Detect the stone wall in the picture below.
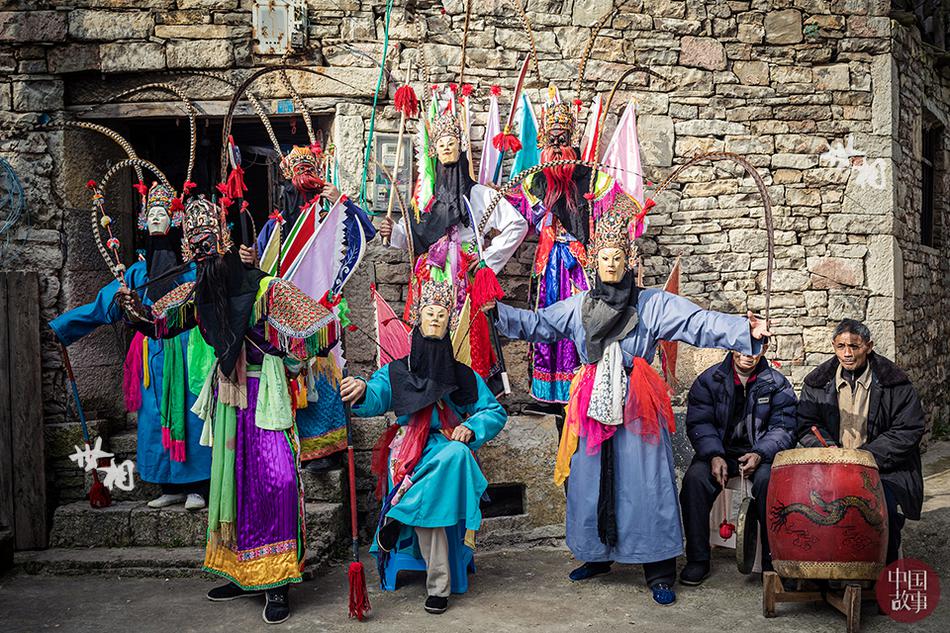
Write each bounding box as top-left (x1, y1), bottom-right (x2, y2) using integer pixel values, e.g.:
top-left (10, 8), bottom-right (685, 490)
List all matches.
top-left (1, 1), bottom-right (948, 521)
top-left (891, 23), bottom-right (950, 439)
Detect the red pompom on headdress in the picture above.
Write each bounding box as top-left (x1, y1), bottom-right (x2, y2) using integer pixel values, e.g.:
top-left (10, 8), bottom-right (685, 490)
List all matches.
top-left (170, 197), bottom-right (184, 213)
top-left (133, 181), bottom-right (148, 197)
top-left (394, 84), bottom-right (419, 118)
top-left (490, 84), bottom-right (502, 97)
top-left (493, 131), bottom-right (522, 153)
top-left (182, 181), bottom-right (197, 195)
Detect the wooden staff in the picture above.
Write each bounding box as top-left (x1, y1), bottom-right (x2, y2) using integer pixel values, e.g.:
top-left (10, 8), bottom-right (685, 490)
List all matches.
top-left (383, 57), bottom-right (413, 247)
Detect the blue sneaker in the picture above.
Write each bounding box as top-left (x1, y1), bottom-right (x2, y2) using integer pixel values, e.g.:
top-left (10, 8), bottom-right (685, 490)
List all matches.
top-left (569, 561), bottom-right (613, 581)
top-left (651, 583), bottom-right (676, 605)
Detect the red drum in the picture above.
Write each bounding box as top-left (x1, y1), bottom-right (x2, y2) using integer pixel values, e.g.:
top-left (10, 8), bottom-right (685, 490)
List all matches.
top-left (767, 448), bottom-right (888, 580)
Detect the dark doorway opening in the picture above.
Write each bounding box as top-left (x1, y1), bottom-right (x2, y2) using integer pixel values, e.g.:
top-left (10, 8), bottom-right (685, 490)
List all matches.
top-left (480, 483), bottom-right (526, 518)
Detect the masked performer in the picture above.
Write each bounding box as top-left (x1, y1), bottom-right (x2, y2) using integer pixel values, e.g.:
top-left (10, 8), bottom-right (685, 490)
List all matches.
top-left (380, 105), bottom-right (527, 388)
top-left (490, 193), bottom-right (770, 605)
top-left (51, 182), bottom-right (212, 510)
top-left (516, 90), bottom-right (613, 406)
top-left (340, 280), bottom-right (507, 615)
top-left (242, 144), bottom-right (376, 470)
top-left (119, 197), bottom-right (341, 624)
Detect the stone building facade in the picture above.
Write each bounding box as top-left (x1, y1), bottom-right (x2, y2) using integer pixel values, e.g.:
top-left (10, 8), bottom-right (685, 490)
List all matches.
top-left (0, 1), bottom-right (948, 539)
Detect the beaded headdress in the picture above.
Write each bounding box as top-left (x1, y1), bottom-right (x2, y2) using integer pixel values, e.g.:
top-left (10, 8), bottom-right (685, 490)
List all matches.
top-left (279, 144), bottom-right (322, 180)
top-left (181, 196), bottom-right (232, 260)
top-left (419, 280), bottom-right (455, 314)
top-left (426, 110), bottom-right (464, 158)
top-left (537, 86), bottom-right (579, 149)
top-left (137, 182), bottom-right (183, 231)
top-left (590, 192), bottom-right (639, 271)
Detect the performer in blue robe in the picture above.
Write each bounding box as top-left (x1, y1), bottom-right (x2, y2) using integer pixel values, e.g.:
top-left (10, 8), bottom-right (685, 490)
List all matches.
top-left (491, 192), bottom-right (770, 605)
top-left (50, 183), bottom-right (211, 509)
top-left (341, 280), bottom-right (507, 615)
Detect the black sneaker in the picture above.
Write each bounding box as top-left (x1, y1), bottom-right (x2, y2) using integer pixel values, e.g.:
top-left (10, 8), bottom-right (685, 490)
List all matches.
top-left (207, 582), bottom-right (263, 601)
top-left (376, 519), bottom-right (403, 553)
top-left (424, 595), bottom-right (448, 614)
top-left (568, 561), bottom-right (613, 581)
top-left (679, 560), bottom-right (711, 586)
top-left (263, 587), bottom-right (290, 624)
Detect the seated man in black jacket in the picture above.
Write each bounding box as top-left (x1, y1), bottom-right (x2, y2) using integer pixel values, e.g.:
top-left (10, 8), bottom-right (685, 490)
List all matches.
top-left (797, 319), bottom-right (925, 564)
top-left (679, 341), bottom-right (798, 585)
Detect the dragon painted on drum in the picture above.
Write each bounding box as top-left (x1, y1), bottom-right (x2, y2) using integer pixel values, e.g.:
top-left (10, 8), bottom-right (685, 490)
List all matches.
top-left (769, 471), bottom-right (884, 533)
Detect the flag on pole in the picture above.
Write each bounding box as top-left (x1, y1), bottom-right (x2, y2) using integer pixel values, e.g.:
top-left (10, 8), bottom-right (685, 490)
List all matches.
top-left (259, 222), bottom-right (282, 275)
top-left (602, 98), bottom-right (644, 204)
top-left (412, 99), bottom-right (438, 215)
top-left (277, 203), bottom-right (317, 278)
top-left (581, 95), bottom-right (603, 162)
top-left (659, 257), bottom-right (681, 386)
top-left (511, 94), bottom-right (540, 179)
top-left (286, 199), bottom-right (346, 299)
top-left (372, 284), bottom-right (411, 368)
top-left (478, 91), bottom-right (502, 186)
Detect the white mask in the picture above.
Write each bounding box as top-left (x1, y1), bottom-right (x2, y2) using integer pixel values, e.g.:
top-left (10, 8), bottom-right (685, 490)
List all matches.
top-left (146, 205), bottom-right (171, 236)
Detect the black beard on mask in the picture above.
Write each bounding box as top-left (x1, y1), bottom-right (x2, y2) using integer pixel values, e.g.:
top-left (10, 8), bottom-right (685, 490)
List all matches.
top-left (194, 255), bottom-right (235, 354)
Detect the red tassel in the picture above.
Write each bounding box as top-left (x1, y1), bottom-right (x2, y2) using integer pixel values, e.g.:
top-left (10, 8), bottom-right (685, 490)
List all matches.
top-left (394, 85), bottom-right (419, 118)
top-left (219, 196), bottom-right (233, 209)
top-left (225, 165), bottom-right (247, 199)
top-left (86, 179), bottom-right (97, 189)
top-left (573, 98), bottom-right (584, 111)
top-left (471, 265), bottom-right (504, 311)
top-left (170, 197), bottom-right (184, 213)
top-left (492, 132), bottom-right (522, 153)
top-left (448, 82), bottom-right (458, 93)
top-left (461, 83), bottom-right (473, 97)
top-left (88, 478), bottom-right (112, 509)
top-left (490, 84), bottom-right (502, 97)
top-left (583, 192), bottom-right (595, 201)
top-left (215, 182), bottom-right (229, 196)
top-left (182, 181), bottom-right (197, 195)
top-left (133, 181), bottom-right (148, 197)
top-left (643, 197), bottom-right (656, 212)
top-left (719, 520), bottom-right (735, 540)
top-left (347, 561), bottom-right (371, 620)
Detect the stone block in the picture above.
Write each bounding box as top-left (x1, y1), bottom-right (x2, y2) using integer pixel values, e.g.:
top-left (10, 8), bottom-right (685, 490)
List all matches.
top-left (11, 79), bottom-right (63, 112)
top-left (47, 43), bottom-right (101, 74)
top-left (679, 36), bottom-right (726, 71)
top-left (100, 41), bottom-right (165, 73)
top-left (828, 292), bottom-right (867, 321)
top-left (771, 153), bottom-right (818, 169)
top-left (304, 502), bottom-right (345, 550)
top-left (300, 467), bottom-right (344, 503)
top-left (478, 415), bottom-right (564, 529)
top-left (166, 39), bottom-right (233, 69)
top-left (0, 10), bottom-right (67, 43)
top-left (738, 23), bottom-right (764, 43)
top-left (69, 10), bottom-right (154, 41)
top-left (734, 60), bottom-right (769, 86)
top-left (572, 0), bottom-right (614, 27)
top-left (155, 24), bottom-right (231, 39)
top-left (178, 0), bottom-right (238, 8)
top-left (44, 420), bottom-right (110, 460)
top-left (638, 115), bottom-right (674, 167)
top-left (807, 256), bottom-right (864, 288)
top-left (674, 119), bottom-right (746, 136)
top-left (765, 9), bottom-right (803, 45)
top-left (815, 64), bottom-right (850, 91)
top-left (50, 501), bottom-right (136, 547)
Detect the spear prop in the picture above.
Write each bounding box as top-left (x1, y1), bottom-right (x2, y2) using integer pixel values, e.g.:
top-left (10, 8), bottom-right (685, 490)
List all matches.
top-left (60, 344), bottom-right (111, 508)
top-left (491, 55), bottom-right (531, 183)
top-left (385, 58), bottom-right (416, 246)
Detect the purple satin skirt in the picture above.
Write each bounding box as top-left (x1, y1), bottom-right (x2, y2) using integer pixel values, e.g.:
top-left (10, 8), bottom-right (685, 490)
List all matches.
top-left (531, 242), bottom-right (587, 403)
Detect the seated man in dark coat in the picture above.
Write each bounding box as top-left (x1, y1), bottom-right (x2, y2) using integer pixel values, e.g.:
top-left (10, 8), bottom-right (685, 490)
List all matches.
top-left (797, 319), bottom-right (925, 564)
top-left (679, 341), bottom-right (798, 585)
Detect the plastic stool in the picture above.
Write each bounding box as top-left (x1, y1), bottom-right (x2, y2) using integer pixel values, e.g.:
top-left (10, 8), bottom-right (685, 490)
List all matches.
top-left (379, 522), bottom-right (476, 594)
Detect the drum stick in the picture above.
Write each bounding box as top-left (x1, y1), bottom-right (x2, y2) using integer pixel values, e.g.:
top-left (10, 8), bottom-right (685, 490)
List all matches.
top-left (810, 425), bottom-right (829, 447)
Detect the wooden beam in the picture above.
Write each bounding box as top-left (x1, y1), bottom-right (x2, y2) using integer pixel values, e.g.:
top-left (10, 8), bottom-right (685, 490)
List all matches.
top-left (7, 272), bottom-right (47, 549)
top-left (0, 274), bottom-right (13, 535)
top-left (66, 99), bottom-right (342, 120)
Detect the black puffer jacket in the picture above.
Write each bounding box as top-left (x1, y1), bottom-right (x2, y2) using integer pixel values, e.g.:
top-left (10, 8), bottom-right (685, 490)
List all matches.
top-left (797, 352), bottom-right (926, 520)
top-left (685, 354), bottom-right (798, 462)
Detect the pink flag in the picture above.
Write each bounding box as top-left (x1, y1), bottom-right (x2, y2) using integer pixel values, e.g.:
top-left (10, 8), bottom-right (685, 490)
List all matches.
top-left (601, 99), bottom-right (644, 204)
top-left (580, 95), bottom-right (603, 162)
top-left (478, 92), bottom-right (502, 185)
top-left (372, 284), bottom-right (411, 368)
top-left (286, 199), bottom-right (345, 300)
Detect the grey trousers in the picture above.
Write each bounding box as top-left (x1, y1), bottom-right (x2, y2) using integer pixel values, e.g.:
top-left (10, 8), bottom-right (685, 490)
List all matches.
top-left (415, 527), bottom-right (450, 597)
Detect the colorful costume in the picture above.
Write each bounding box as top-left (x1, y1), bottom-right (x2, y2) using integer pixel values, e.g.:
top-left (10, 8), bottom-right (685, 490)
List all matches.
top-left (494, 192), bottom-right (762, 601)
top-left (353, 281), bottom-right (506, 607)
top-left (51, 183), bottom-right (212, 500)
top-left (254, 145), bottom-right (377, 462)
top-left (136, 198), bottom-right (340, 593)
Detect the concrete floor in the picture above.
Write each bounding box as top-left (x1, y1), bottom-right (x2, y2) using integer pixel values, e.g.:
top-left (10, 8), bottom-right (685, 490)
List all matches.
top-left (1, 546), bottom-right (947, 633)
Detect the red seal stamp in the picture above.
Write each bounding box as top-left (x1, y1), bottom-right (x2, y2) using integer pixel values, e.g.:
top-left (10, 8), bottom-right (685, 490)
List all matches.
top-left (876, 558), bottom-right (940, 623)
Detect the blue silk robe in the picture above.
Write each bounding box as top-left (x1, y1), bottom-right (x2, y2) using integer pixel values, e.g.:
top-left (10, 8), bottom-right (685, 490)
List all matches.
top-left (496, 288), bottom-right (761, 564)
top-left (352, 365), bottom-right (507, 532)
top-left (49, 261), bottom-right (211, 485)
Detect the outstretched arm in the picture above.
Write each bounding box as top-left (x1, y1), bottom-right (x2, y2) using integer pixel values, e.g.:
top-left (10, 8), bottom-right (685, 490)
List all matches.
top-left (494, 294), bottom-right (582, 346)
top-left (344, 366), bottom-right (393, 418)
top-left (639, 289), bottom-right (764, 356)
